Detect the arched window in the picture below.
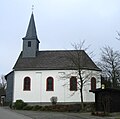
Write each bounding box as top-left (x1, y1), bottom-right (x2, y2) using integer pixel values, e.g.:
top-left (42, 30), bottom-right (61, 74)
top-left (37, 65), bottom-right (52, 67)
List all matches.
top-left (91, 77), bottom-right (96, 91)
top-left (23, 77), bottom-right (31, 91)
top-left (46, 77), bottom-right (54, 91)
top-left (70, 76), bottom-right (77, 91)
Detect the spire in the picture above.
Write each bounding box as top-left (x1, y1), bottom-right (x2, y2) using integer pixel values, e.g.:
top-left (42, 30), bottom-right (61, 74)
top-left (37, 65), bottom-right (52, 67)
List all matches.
top-left (22, 12), bottom-right (40, 58)
top-left (24, 13), bottom-right (38, 39)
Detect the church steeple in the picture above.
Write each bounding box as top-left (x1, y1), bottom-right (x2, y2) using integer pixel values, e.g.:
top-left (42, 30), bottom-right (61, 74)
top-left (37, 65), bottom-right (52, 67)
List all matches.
top-left (22, 13), bottom-right (40, 58)
top-left (24, 13), bottom-right (38, 39)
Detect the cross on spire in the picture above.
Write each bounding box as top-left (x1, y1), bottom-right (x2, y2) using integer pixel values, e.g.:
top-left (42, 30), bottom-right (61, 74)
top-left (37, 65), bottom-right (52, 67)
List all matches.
top-left (32, 5), bottom-right (34, 12)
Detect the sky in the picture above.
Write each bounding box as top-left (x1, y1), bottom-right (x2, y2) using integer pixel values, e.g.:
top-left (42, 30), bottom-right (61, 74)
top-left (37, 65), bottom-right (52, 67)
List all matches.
top-left (0, 0), bottom-right (120, 75)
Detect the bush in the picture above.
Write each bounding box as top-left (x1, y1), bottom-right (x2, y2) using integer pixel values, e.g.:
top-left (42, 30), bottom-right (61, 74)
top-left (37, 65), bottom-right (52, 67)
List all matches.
top-left (50, 96), bottom-right (58, 105)
top-left (14, 100), bottom-right (27, 110)
top-left (32, 105), bottom-right (42, 111)
top-left (40, 106), bottom-right (47, 111)
top-left (23, 105), bottom-right (33, 110)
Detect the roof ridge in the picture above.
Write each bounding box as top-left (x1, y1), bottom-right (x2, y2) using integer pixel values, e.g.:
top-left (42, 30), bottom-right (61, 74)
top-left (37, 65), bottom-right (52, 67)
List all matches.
top-left (37, 50), bottom-right (84, 52)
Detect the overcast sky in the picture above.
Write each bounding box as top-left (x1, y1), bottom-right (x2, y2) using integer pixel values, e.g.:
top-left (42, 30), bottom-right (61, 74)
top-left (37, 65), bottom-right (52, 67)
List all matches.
top-left (0, 0), bottom-right (120, 75)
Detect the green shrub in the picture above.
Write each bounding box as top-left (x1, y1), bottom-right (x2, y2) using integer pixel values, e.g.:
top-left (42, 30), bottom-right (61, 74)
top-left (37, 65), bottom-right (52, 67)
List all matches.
top-left (23, 105), bottom-right (33, 110)
top-left (14, 100), bottom-right (27, 110)
top-left (32, 105), bottom-right (42, 111)
top-left (40, 106), bottom-right (47, 111)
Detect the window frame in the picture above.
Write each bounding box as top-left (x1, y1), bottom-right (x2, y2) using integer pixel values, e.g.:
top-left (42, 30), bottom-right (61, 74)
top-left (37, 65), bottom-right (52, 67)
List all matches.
top-left (23, 77), bottom-right (31, 91)
top-left (46, 77), bottom-right (54, 91)
top-left (91, 77), bottom-right (96, 91)
top-left (28, 41), bottom-right (31, 47)
top-left (70, 76), bottom-right (77, 91)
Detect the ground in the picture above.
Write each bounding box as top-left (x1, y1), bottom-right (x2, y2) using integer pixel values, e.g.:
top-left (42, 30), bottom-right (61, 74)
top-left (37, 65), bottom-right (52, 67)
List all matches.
top-left (1, 106), bottom-right (120, 119)
top-left (13, 110), bottom-right (118, 119)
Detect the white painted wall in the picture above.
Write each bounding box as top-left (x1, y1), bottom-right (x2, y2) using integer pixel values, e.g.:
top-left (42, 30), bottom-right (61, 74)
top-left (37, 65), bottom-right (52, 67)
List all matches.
top-left (13, 70), bottom-right (101, 103)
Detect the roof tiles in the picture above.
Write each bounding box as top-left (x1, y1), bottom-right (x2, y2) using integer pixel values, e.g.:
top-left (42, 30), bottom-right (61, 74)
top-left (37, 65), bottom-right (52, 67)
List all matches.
top-left (13, 50), bottom-right (100, 71)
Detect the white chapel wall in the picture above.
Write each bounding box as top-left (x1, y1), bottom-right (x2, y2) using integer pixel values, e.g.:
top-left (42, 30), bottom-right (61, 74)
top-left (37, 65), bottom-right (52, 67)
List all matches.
top-left (13, 70), bottom-right (101, 103)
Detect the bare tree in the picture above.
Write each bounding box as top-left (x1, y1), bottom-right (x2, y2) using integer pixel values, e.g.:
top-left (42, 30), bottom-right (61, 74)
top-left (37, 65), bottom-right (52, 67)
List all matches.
top-left (60, 40), bottom-right (100, 110)
top-left (116, 31), bottom-right (120, 40)
top-left (0, 75), bottom-right (7, 89)
top-left (98, 46), bottom-right (120, 88)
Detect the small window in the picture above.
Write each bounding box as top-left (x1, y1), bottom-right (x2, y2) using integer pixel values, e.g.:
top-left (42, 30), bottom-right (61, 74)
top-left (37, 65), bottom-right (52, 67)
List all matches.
top-left (23, 77), bottom-right (31, 91)
top-left (46, 77), bottom-right (54, 91)
top-left (70, 76), bottom-right (77, 91)
top-left (28, 41), bottom-right (31, 47)
top-left (91, 77), bottom-right (96, 91)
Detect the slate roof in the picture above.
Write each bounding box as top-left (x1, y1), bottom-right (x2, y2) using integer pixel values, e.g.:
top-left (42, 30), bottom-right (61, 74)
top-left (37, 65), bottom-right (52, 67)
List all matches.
top-left (23, 13), bottom-right (39, 42)
top-left (13, 50), bottom-right (101, 71)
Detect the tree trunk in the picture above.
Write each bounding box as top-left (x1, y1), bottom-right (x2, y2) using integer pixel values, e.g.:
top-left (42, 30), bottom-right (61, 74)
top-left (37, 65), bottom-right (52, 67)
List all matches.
top-left (79, 70), bottom-right (84, 110)
top-left (80, 88), bottom-right (84, 110)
